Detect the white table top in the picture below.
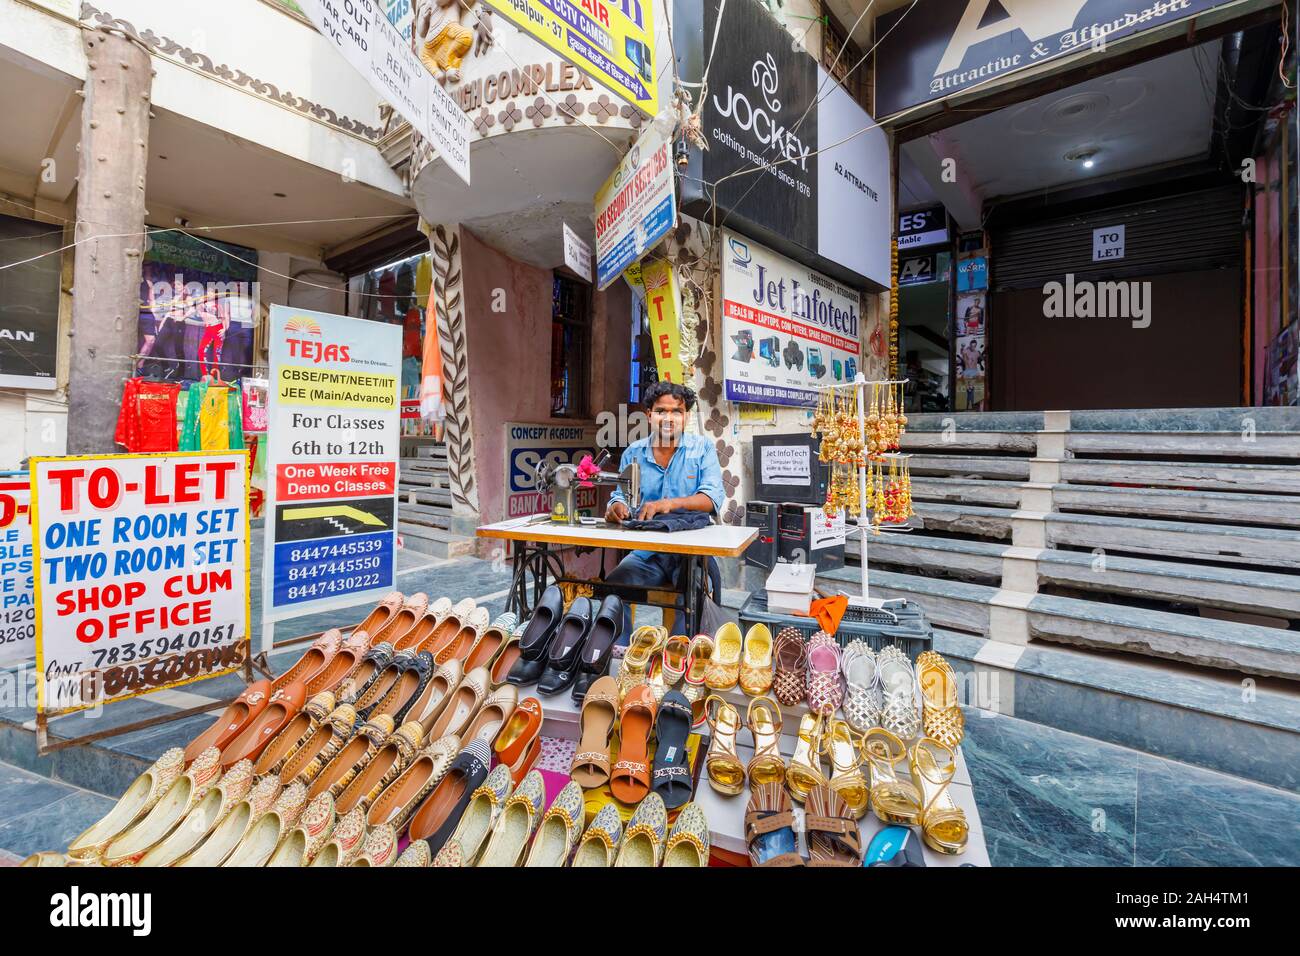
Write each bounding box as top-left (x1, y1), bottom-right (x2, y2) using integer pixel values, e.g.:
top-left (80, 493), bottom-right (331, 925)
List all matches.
top-left (477, 514), bottom-right (759, 558)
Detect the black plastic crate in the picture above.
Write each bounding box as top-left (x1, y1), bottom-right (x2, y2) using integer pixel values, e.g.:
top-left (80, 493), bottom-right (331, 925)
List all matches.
top-left (739, 591), bottom-right (933, 661)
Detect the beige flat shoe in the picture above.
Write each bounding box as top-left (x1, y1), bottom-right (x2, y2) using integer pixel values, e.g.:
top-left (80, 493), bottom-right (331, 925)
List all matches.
top-left (365, 733), bottom-right (461, 831)
top-left (63, 747), bottom-right (185, 862)
top-left (406, 658), bottom-right (462, 732)
top-left (426, 666), bottom-right (489, 741)
top-left (102, 747), bottom-right (224, 867)
top-left (222, 781), bottom-right (309, 867)
top-left (351, 824), bottom-right (399, 867)
top-left (431, 763), bottom-right (513, 867)
top-left (462, 684), bottom-right (518, 744)
top-left (174, 774), bottom-right (283, 867)
top-left (137, 759), bottom-right (255, 867)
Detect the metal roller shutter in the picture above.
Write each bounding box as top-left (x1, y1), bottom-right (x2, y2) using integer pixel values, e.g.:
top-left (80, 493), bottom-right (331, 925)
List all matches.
top-left (992, 185), bottom-right (1243, 290)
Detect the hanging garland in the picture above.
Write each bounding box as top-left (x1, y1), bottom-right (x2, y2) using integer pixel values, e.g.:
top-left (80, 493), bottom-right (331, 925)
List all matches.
top-left (889, 238), bottom-right (900, 380)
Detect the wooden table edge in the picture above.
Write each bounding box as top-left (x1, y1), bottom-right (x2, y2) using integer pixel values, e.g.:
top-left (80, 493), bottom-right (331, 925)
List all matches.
top-left (475, 524), bottom-right (757, 558)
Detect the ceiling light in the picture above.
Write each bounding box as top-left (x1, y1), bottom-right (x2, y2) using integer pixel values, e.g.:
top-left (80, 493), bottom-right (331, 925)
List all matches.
top-left (1064, 146), bottom-right (1101, 168)
top-left (1083, 159), bottom-right (1095, 169)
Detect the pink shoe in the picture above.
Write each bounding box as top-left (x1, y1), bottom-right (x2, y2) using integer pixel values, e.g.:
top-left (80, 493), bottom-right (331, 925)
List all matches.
top-left (805, 631), bottom-right (844, 716)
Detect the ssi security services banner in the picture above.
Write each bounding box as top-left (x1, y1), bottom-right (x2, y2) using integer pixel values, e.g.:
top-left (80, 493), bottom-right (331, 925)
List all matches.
top-left (30, 451), bottom-right (250, 715)
top-left (0, 474), bottom-right (35, 669)
top-left (594, 123), bottom-right (676, 289)
top-left (481, 0), bottom-right (658, 115)
top-left (721, 230), bottom-right (862, 407)
top-left (264, 306), bottom-right (401, 622)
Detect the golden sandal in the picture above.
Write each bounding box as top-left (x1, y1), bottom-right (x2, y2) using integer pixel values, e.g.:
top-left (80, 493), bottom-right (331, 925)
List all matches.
top-left (862, 727), bottom-right (922, 826)
top-left (784, 711), bottom-right (827, 803)
top-left (702, 694), bottom-right (745, 796)
top-left (617, 625), bottom-right (666, 700)
top-left (744, 695), bottom-right (785, 787)
top-left (917, 650), bottom-right (965, 749)
top-left (820, 718), bottom-right (869, 819)
top-left (912, 737), bottom-right (969, 855)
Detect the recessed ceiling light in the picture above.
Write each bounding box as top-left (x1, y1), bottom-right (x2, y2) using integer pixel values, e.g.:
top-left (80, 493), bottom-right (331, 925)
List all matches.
top-left (1064, 146), bottom-right (1101, 167)
top-left (1083, 159), bottom-right (1095, 169)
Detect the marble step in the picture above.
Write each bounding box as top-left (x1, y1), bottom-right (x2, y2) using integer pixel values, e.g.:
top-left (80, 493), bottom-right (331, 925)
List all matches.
top-left (1044, 511), bottom-right (1300, 569)
top-left (901, 430), bottom-right (1037, 454)
top-left (937, 630), bottom-right (1300, 792)
top-left (397, 523), bottom-right (475, 558)
top-left (910, 476), bottom-right (1300, 528)
top-left (1067, 430), bottom-right (1300, 460)
top-left (397, 482), bottom-right (453, 507)
top-left (910, 454), bottom-right (1032, 481)
top-left (905, 406), bottom-right (1300, 433)
top-left (396, 501), bottom-right (452, 530)
top-left (816, 568), bottom-right (1300, 679)
top-left (848, 533), bottom-right (1300, 619)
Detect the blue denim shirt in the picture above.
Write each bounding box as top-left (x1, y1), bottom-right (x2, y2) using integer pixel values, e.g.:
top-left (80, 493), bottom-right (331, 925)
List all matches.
top-left (607, 432), bottom-right (725, 516)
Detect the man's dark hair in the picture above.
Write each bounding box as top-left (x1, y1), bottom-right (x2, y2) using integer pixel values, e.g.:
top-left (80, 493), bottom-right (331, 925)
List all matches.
top-left (644, 380), bottom-right (696, 410)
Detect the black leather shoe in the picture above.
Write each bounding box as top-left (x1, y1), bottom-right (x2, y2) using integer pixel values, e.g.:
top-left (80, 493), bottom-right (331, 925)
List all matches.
top-left (508, 585), bottom-right (565, 687)
top-left (536, 597), bottom-right (594, 695)
top-left (568, 595), bottom-right (621, 705)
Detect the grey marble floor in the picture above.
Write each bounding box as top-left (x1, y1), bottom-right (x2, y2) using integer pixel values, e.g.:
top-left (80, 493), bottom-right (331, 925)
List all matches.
top-left (0, 762), bottom-right (114, 861)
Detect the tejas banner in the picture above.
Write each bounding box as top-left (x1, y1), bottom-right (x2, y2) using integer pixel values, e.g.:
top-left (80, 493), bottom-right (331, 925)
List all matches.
top-left (263, 306), bottom-right (400, 626)
top-left (876, 0), bottom-right (1234, 117)
top-left (721, 229), bottom-right (862, 407)
top-left (639, 258), bottom-right (685, 383)
top-left (0, 474), bottom-right (34, 669)
top-left (29, 451), bottom-right (250, 715)
top-left (481, 0), bottom-right (658, 115)
top-left (299, 0), bottom-right (471, 184)
top-left (594, 123), bottom-right (676, 289)
top-left (0, 214), bottom-right (61, 390)
top-left (674, 0), bottom-right (891, 290)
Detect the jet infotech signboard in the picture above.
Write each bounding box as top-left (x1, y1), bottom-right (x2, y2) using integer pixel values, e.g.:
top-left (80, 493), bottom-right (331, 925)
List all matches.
top-left (674, 0), bottom-right (891, 290)
top-left (875, 0), bottom-right (1236, 117)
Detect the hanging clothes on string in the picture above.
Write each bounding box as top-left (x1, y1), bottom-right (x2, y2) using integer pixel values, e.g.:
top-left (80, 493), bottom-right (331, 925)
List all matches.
top-left (114, 378), bottom-right (181, 453)
top-left (180, 378), bottom-right (245, 451)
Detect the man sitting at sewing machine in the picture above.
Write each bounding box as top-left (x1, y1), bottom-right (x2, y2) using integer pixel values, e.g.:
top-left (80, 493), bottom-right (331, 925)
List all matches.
top-left (604, 381), bottom-right (725, 637)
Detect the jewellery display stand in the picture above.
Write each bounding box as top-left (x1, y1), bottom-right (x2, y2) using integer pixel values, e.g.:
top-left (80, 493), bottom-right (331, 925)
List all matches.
top-left (816, 375), bottom-right (913, 614)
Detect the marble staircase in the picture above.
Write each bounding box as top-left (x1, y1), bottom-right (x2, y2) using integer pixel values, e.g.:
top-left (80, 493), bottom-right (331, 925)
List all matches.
top-left (396, 446), bottom-right (474, 558)
top-left (822, 406), bottom-right (1300, 792)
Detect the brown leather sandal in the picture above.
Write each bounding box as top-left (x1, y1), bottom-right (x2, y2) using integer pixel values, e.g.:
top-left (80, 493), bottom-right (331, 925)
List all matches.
top-left (806, 784), bottom-right (863, 867)
top-left (745, 783), bottom-right (804, 867)
top-left (571, 675), bottom-right (618, 788)
top-left (609, 684), bottom-right (656, 804)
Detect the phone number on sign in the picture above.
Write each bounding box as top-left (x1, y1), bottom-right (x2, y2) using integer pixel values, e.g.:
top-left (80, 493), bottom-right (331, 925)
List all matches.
top-left (0, 621), bottom-right (33, 645)
top-left (89, 624), bottom-right (238, 668)
top-left (286, 556), bottom-right (384, 582)
top-left (286, 574), bottom-right (383, 602)
top-left (286, 539), bottom-right (386, 563)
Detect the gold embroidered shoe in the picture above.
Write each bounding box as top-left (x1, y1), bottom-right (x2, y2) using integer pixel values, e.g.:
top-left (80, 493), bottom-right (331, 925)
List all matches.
top-left (102, 746), bottom-right (224, 867)
top-left (333, 721), bottom-right (424, 818)
top-left (307, 806), bottom-right (367, 867)
top-left (265, 791), bottom-right (336, 867)
top-left (739, 623), bottom-right (774, 697)
top-left (571, 802), bottom-right (623, 867)
top-left (395, 841), bottom-right (432, 867)
top-left (617, 625), bottom-right (666, 700)
top-left (476, 768), bottom-right (546, 867)
top-left (174, 774), bottom-right (282, 867)
top-left (704, 622), bottom-right (742, 691)
top-left (222, 781), bottom-right (309, 867)
top-left (283, 703), bottom-right (358, 786)
top-left (136, 758), bottom-right (254, 868)
top-left (253, 691), bottom-right (336, 779)
top-left (64, 747), bottom-right (184, 862)
top-left (663, 801), bottom-right (710, 867)
top-left (523, 779), bottom-right (584, 867)
top-left (306, 714), bottom-right (394, 801)
top-left (432, 762), bottom-right (513, 867)
top-left (352, 823), bottom-right (399, 866)
top-left (613, 791), bottom-right (667, 867)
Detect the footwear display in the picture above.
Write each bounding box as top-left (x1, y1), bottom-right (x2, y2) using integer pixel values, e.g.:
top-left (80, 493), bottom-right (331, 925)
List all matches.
top-left (307, 807), bottom-right (368, 867)
top-left (863, 727), bottom-right (922, 826)
top-left (476, 768), bottom-right (546, 867)
top-left (368, 593), bottom-right (429, 646)
top-left (252, 691), bottom-right (336, 779)
top-left (680, 634), bottom-right (714, 726)
top-left (610, 684), bottom-right (657, 804)
top-left (771, 627), bottom-right (808, 707)
top-left (282, 703), bottom-right (358, 786)
top-left (659, 633), bottom-right (690, 686)
top-left (365, 733), bottom-right (461, 832)
top-left (406, 658), bottom-right (462, 732)
top-left (912, 737), bottom-right (969, 855)
top-left (536, 595), bottom-right (594, 695)
top-left (350, 592), bottom-right (403, 640)
top-left (821, 718), bottom-right (869, 819)
top-left (431, 762), bottom-right (513, 866)
top-left (338, 642), bottom-right (397, 705)
top-left (463, 683), bottom-right (518, 743)
top-left (333, 721), bottom-right (424, 818)
top-left (745, 784), bottom-right (803, 867)
top-left (785, 712), bottom-right (828, 803)
top-left (616, 624), bottom-right (665, 700)
top-left (407, 739), bottom-right (493, 857)
top-left (102, 746), bottom-right (224, 866)
top-left (917, 650), bottom-right (965, 748)
top-left (806, 784), bottom-right (863, 866)
top-left (265, 791), bottom-right (336, 867)
top-left (508, 585), bottom-right (564, 685)
top-left (353, 823), bottom-right (399, 866)
top-left (522, 779), bottom-right (584, 867)
top-left (303, 634), bottom-right (355, 697)
top-left (271, 629), bottom-right (341, 695)
top-left (571, 802), bottom-right (623, 867)
top-left (183, 681), bottom-right (271, 765)
top-left (351, 649), bottom-right (416, 719)
top-left (367, 650), bottom-right (435, 723)
top-left (431, 604), bottom-right (489, 665)
top-left (703, 621), bottom-right (742, 691)
top-left (738, 623), bottom-right (774, 696)
top-left (745, 695), bottom-right (786, 788)
top-left (494, 696), bottom-right (543, 785)
top-left (571, 594), bottom-right (622, 702)
top-left (489, 626), bottom-right (524, 688)
top-left (219, 682), bottom-right (306, 770)
top-left (222, 781), bottom-right (309, 867)
top-left (306, 714), bottom-right (395, 800)
top-left (662, 801), bottom-right (710, 867)
top-left (63, 747), bottom-right (185, 862)
top-left (571, 676), bottom-right (618, 788)
top-left (136, 759), bottom-right (255, 868)
top-left (314, 630), bottom-right (371, 696)
top-left (613, 791), bottom-right (667, 867)
top-left (174, 774), bottom-right (284, 868)
top-left (703, 694), bottom-right (745, 796)
top-left (463, 612), bottom-right (518, 673)
top-left (651, 690), bottom-right (693, 809)
top-left (841, 640), bottom-right (883, 733)
top-left (805, 631), bottom-right (845, 716)
top-left (878, 645), bottom-right (921, 740)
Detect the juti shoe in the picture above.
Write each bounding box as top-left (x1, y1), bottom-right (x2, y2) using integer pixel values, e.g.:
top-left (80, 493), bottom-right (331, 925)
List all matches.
top-left (136, 758), bottom-right (255, 868)
top-left (64, 747), bottom-right (185, 862)
top-left (101, 746), bottom-right (224, 867)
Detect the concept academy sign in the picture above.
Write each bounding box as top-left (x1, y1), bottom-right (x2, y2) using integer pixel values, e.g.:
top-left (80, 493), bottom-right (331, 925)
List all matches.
top-left (673, 0), bottom-right (891, 290)
top-left (875, 0), bottom-right (1238, 117)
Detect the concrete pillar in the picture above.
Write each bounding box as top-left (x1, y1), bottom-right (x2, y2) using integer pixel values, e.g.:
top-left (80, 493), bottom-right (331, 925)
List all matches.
top-left (66, 29), bottom-right (151, 453)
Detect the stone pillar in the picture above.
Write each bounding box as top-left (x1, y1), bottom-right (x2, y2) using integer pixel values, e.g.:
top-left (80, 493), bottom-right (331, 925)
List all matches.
top-left (66, 29), bottom-right (152, 453)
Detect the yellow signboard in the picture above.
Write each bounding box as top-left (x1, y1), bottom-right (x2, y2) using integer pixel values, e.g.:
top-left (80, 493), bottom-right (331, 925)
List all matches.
top-left (639, 258), bottom-right (684, 384)
top-left (481, 0), bottom-right (657, 115)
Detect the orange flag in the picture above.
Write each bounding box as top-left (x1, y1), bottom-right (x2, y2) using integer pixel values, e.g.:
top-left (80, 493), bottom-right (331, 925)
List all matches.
top-left (419, 286), bottom-right (445, 436)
